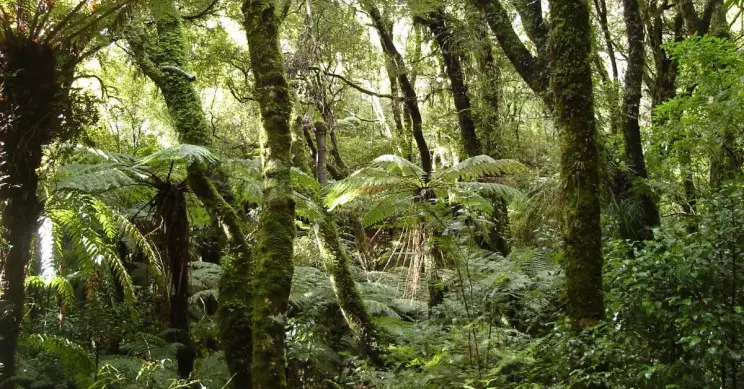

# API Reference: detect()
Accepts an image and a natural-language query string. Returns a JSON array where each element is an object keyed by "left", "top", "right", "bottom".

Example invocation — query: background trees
[{"left": 2, "top": 0, "right": 744, "bottom": 387}]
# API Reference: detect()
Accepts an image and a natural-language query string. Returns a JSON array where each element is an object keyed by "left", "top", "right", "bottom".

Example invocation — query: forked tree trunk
[
  {"left": 548, "top": 0, "right": 604, "bottom": 327},
  {"left": 242, "top": 1, "right": 296, "bottom": 387},
  {"left": 0, "top": 40, "right": 58, "bottom": 389}
]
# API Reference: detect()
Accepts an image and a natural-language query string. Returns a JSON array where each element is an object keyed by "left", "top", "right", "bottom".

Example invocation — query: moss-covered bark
[
  {"left": 242, "top": 1, "right": 296, "bottom": 387},
  {"left": 124, "top": 2, "right": 255, "bottom": 382},
  {"left": 317, "top": 216, "right": 382, "bottom": 364},
  {"left": 547, "top": 0, "right": 604, "bottom": 327},
  {"left": 472, "top": 0, "right": 550, "bottom": 107}
]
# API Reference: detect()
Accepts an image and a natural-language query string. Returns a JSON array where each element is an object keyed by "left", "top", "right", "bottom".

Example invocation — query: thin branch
[
  {"left": 183, "top": 0, "right": 220, "bottom": 20},
  {"left": 307, "top": 66, "right": 400, "bottom": 100}
]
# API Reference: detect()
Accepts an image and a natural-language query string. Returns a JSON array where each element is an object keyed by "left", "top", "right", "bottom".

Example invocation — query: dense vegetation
[{"left": 1, "top": 0, "right": 743, "bottom": 387}]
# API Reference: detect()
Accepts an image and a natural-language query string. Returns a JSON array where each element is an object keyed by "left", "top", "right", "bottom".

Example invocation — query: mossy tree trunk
[
  {"left": 472, "top": 0, "right": 551, "bottom": 108},
  {"left": 0, "top": 40, "right": 58, "bottom": 389},
  {"left": 620, "top": 0, "right": 660, "bottom": 242},
  {"left": 314, "top": 122, "right": 329, "bottom": 185},
  {"left": 548, "top": 0, "right": 604, "bottom": 327},
  {"left": 124, "top": 2, "right": 254, "bottom": 383},
  {"left": 317, "top": 217, "right": 383, "bottom": 365},
  {"left": 242, "top": 1, "right": 296, "bottom": 387}
]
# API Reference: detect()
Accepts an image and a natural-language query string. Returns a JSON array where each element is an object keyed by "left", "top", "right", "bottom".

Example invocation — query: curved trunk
[
  {"left": 363, "top": 1, "right": 432, "bottom": 175},
  {"left": 317, "top": 217, "right": 382, "bottom": 365},
  {"left": 548, "top": 0, "right": 604, "bottom": 327},
  {"left": 125, "top": 2, "right": 255, "bottom": 381},
  {"left": 423, "top": 10, "right": 482, "bottom": 157},
  {"left": 242, "top": 1, "right": 296, "bottom": 387}
]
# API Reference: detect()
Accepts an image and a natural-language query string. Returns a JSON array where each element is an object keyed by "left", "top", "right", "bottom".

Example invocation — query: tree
[
  {"left": 618, "top": 0, "right": 660, "bottom": 241},
  {"left": 0, "top": 1, "right": 127, "bottom": 385},
  {"left": 241, "top": 0, "right": 296, "bottom": 387},
  {"left": 547, "top": 0, "right": 604, "bottom": 327}
]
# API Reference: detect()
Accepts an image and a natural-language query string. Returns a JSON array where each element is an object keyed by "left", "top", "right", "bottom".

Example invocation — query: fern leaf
[
  {"left": 369, "top": 154, "right": 425, "bottom": 177},
  {"left": 136, "top": 144, "right": 218, "bottom": 168},
  {"left": 23, "top": 334, "right": 95, "bottom": 383},
  {"left": 432, "top": 156, "right": 524, "bottom": 183},
  {"left": 25, "top": 275, "right": 75, "bottom": 308}
]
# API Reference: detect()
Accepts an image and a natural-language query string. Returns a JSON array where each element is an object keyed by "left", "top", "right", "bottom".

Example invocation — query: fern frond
[
  {"left": 24, "top": 275, "right": 75, "bottom": 308},
  {"left": 136, "top": 144, "right": 218, "bottom": 168},
  {"left": 292, "top": 167, "right": 321, "bottom": 194},
  {"left": 453, "top": 182, "right": 524, "bottom": 202},
  {"left": 23, "top": 334, "right": 95, "bottom": 382},
  {"left": 294, "top": 192, "right": 325, "bottom": 224},
  {"left": 324, "top": 170, "right": 415, "bottom": 210},
  {"left": 432, "top": 156, "right": 524, "bottom": 183},
  {"left": 369, "top": 154, "right": 425, "bottom": 177},
  {"left": 361, "top": 193, "right": 415, "bottom": 227},
  {"left": 56, "top": 165, "right": 139, "bottom": 193}
]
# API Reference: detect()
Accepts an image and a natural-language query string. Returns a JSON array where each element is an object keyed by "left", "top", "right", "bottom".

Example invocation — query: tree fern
[
  {"left": 24, "top": 275, "right": 75, "bottom": 308},
  {"left": 22, "top": 334, "right": 95, "bottom": 386}
]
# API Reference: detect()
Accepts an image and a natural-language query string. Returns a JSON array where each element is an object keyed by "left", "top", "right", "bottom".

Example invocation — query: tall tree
[
  {"left": 0, "top": 1, "right": 126, "bottom": 385},
  {"left": 123, "top": 1, "right": 255, "bottom": 381},
  {"left": 419, "top": 8, "right": 482, "bottom": 157},
  {"left": 242, "top": 0, "right": 295, "bottom": 387},
  {"left": 620, "top": 0, "right": 661, "bottom": 241},
  {"left": 362, "top": 0, "right": 432, "bottom": 175},
  {"left": 548, "top": 0, "right": 604, "bottom": 326}
]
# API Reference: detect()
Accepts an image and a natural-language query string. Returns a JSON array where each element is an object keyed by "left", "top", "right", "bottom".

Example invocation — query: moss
[
  {"left": 242, "top": 1, "right": 296, "bottom": 387},
  {"left": 547, "top": 0, "right": 604, "bottom": 327},
  {"left": 318, "top": 217, "right": 383, "bottom": 365}
]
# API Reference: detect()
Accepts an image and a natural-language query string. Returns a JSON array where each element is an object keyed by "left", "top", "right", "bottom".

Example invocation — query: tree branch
[
  {"left": 183, "top": 0, "right": 219, "bottom": 20},
  {"left": 307, "top": 66, "right": 400, "bottom": 100}
]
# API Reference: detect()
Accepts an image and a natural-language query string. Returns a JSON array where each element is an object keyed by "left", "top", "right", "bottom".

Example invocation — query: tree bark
[
  {"left": 363, "top": 1, "right": 432, "bottom": 175},
  {"left": 620, "top": 0, "right": 661, "bottom": 241},
  {"left": 422, "top": 9, "right": 482, "bottom": 157},
  {"left": 242, "top": 1, "right": 296, "bottom": 387},
  {"left": 315, "top": 122, "right": 329, "bottom": 185},
  {"left": 157, "top": 181, "right": 195, "bottom": 378},
  {"left": 472, "top": 0, "right": 550, "bottom": 107},
  {"left": 125, "top": 1, "right": 255, "bottom": 382},
  {"left": 548, "top": 0, "right": 604, "bottom": 327},
  {"left": 0, "top": 40, "right": 58, "bottom": 389}
]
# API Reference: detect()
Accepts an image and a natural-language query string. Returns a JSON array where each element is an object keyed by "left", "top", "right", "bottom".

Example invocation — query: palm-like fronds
[
  {"left": 324, "top": 154, "right": 525, "bottom": 227},
  {"left": 22, "top": 334, "right": 95, "bottom": 385},
  {"left": 45, "top": 193, "right": 164, "bottom": 302},
  {"left": 24, "top": 275, "right": 75, "bottom": 308}
]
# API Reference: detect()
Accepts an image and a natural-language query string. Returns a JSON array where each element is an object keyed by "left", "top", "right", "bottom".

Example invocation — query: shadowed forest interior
[{"left": 1, "top": 0, "right": 744, "bottom": 387}]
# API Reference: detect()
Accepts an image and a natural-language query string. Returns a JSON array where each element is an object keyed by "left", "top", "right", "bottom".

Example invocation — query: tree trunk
[
  {"left": 620, "top": 0, "right": 660, "bottom": 242},
  {"left": 315, "top": 122, "right": 329, "bottom": 185},
  {"left": 548, "top": 0, "right": 604, "bottom": 327},
  {"left": 363, "top": 1, "right": 432, "bottom": 175},
  {"left": 242, "top": 1, "right": 296, "bottom": 387},
  {"left": 422, "top": 9, "right": 482, "bottom": 157},
  {"left": 157, "top": 182, "right": 195, "bottom": 378},
  {"left": 125, "top": 3, "right": 255, "bottom": 382},
  {"left": 0, "top": 39, "right": 58, "bottom": 389},
  {"left": 317, "top": 217, "right": 382, "bottom": 364}
]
